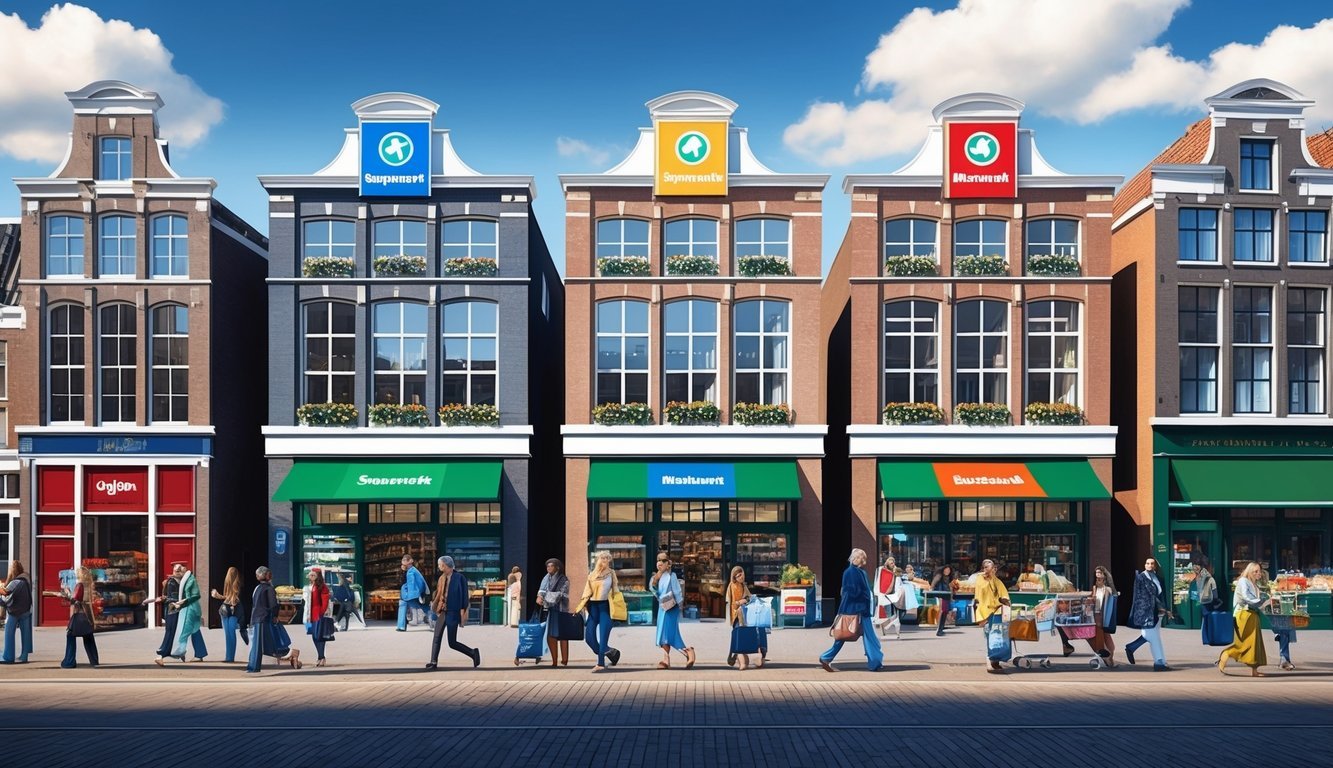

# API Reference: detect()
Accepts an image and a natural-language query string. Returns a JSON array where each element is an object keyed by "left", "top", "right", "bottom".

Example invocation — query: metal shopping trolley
[
  {"left": 1053, "top": 592, "right": 1108, "bottom": 669},
  {"left": 1264, "top": 591, "right": 1310, "bottom": 631},
  {"left": 1009, "top": 602, "right": 1051, "bottom": 669}
]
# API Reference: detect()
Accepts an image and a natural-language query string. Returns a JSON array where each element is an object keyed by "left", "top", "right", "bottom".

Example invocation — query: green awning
[
  {"left": 1170, "top": 459, "right": 1333, "bottom": 507},
  {"left": 273, "top": 461, "right": 502, "bottom": 502},
  {"left": 587, "top": 461, "right": 801, "bottom": 500},
  {"left": 879, "top": 460, "right": 1109, "bottom": 501}
]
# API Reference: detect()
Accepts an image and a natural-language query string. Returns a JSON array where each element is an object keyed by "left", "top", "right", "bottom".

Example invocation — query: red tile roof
[
  {"left": 1307, "top": 126, "right": 1333, "bottom": 169},
  {"left": 1112, "top": 118, "right": 1211, "bottom": 220}
]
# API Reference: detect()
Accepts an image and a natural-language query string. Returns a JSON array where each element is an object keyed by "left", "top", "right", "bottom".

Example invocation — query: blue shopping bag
[
  {"left": 516, "top": 611, "right": 546, "bottom": 661},
  {"left": 730, "top": 626, "right": 762, "bottom": 655},
  {"left": 1201, "top": 611, "right": 1234, "bottom": 647},
  {"left": 986, "top": 616, "right": 1011, "bottom": 662},
  {"left": 744, "top": 597, "right": 774, "bottom": 629}
]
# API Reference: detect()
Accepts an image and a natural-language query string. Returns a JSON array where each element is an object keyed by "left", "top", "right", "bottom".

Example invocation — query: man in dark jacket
[
  {"left": 818, "top": 548, "right": 883, "bottom": 672},
  {"left": 246, "top": 566, "right": 299, "bottom": 672},
  {"left": 426, "top": 556, "right": 480, "bottom": 669}
]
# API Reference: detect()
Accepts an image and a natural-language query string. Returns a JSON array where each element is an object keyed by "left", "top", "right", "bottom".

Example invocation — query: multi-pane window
[
  {"left": 1178, "top": 209, "right": 1219, "bottom": 262},
  {"left": 368, "top": 503, "right": 430, "bottom": 524},
  {"left": 372, "top": 302, "right": 428, "bottom": 406},
  {"left": 98, "top": 304, "right": 136, "bottom": 423},
  {"left": 595, "top": 219, "right": 650, "bottom": 259},
  {"left": 46, "top": 216, "right": 84, "bottom": 277},
  {"left": 734, "top": 218, "right": 790, "bottom": 258},
  {"left": 664, "top": 219, "right": 718, "bottom": 259},
  {"left": 303, "top": 301, "right": 356, "bottom": 405},
  {"left": 661, "top": 500, "right": 720, "bottom": 523},
  {"left": 734, "top": 299, "right": 790, "bottom": 406},
  {"left": 303, "top": 220, "right": 356, "bottom": 260},
  {"left": 98, "top": 137, "right": 132, "bottom": 181},
  {"left": 442, "top": 503, "right": 501, "bottom": 524},
  {"left": 954, "top": 300, "right": 1008, "bottom": 405},
  {"left": 441, "top": 219, "right": 498, "bottom": 261},
  {"left": 883, "top": 300, "right": 939, "bottom": 405},
  {"left": 48, "top": 304, "right": 85, "bottom": 422},
  {"left": 373, "top": 220, "right": 427, "bottom": 260},
  {"left": 1287, "top": 287, "right": 1326, "bottom": 415},
  {"left": 1179, "top": 286, "right": 1221, "bottom": 413},
  {"left": 1026, "top": 301, "right": 1080, "bottom": 406},
  {"left": 1288, "top": 211, "right": 1328, "bottom": 264},
  {"left": 99, "top": 215, "right": 136, "bottom": 277},
  {"left": 663, "top": 299, "right": 718, "bottom": 403},
  {"left": 151, "top": 214, "right": 188, "bottom": 277},
  {"left": 1232, "top": 286, "right": 1273, "bottom": 414},
  {"left": 595, "top": 300, "right": 649, "bottom": 405},
  {"left": 441, "top": 300, "right": 498, "bottom": 406},
  {"left": 0, "top": 341, "right": 6, "bottom": 399},
  {"left": 1025, "top": 219, "right": 1078, "bottom": 257},
  {"left": 1234, "top": 209, "right": 1275, "bottom": 263},
  {"left": 953, "top": 219, "right": 1007, "bottom": 258},
  {"left": 884, "top": 218, "right": 938, "bottom": 259},
  {"left": 1239, "top": 139, "right": 1274, "bottom": 191},
  {"left": 150, "top": 305, "right": 189, "bottom": 423}
]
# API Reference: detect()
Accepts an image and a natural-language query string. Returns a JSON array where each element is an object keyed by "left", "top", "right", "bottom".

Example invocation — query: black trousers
[
  {"left": 156, "top": 612, "right": 179, "bottom": 658},
  {"left": 62, "top": 633, "right": 99, "bottom": 667},
  {"left": 429, "top": 610, "right": 475, "bottom": 663}
]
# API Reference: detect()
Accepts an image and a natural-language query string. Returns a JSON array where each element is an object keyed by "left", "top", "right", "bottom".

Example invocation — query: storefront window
[
  {"left": 594, "top": 535, "right": 646, "bottom": 590},
  {"left": 368, "top": 503, "right": 430, "bottom": 524},
  {"left": 442, "top": 502, "right": 500, "bottom": 525},
  {"left": 597, "top": 502, "right": 649, "bottom": 523},
  {"left": 951, "top": 501, "right": 1017, "bottom": 522},
  {"left": 880, "top": 501, "right": 939, "bottom": 523},
  {"left": 658, "top": 529, "right": 724, "bottom": 618},
  {"left": 660, "top": 500, "right": 720, "bottom": 523},
  {"left": 82, "top": 516, "right": 149, "bottom": 629},
  {"left": 731, "top": 501, "right": 789, "bottom": 523},
  {"left": 1027, "top": 502, "right": 1077, "bottom": 523},
  {"left": 1230, "top": 529, "right": 1274, "bottom": 578},
  {"left": 880, "top": 533, "right": 944, "bottom": 577},
  {"left": 364, "top": 532, "right": 435, "bottom": 593},
  {"left": 445, "top": 537, "right": 501, "bottom": 582},
  {"left": 302, "top": 533, "right": 357, "bottom": 575},
  {"left": 733, "top": 532, "right": 787, "bottom": 589},
  {"left": 1279, "top": 530, "right": 1325, "bottom": 572},
  {"left": 310, "top": 504, "right": 358, "bottom": 525},
  {"left": 1027, "top": 534, "right": 1078, "bottom": 587},
  {"left": 953, "top": 533, "right": 1023, "bottom": 583}
]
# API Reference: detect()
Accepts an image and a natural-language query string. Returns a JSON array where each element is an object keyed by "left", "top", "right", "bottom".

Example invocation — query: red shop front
[{"left": 35, "top": 463, "right": 198, "bottom": 628}]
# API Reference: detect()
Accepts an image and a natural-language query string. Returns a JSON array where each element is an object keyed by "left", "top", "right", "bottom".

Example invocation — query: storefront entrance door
[
  {"left": 1171, "top": 522, "right": 1220, "bottom": 629},
  {"left": 658, "top": 530, "right": 724, "bottom": 618}
]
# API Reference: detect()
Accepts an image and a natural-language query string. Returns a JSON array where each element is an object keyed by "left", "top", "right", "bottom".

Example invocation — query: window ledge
[
  {"left": 1288, "top": 262, "right": 1330, "bottom": 268},
  {"left": 1231, "top": 262, "right": 1280, "bottom": 268},
  {"left": 847, "top": 424, "right": 1117, "bottom": 458},
  {"left": 1174, "top": 261, "right": 1224, "bottom": 267}
]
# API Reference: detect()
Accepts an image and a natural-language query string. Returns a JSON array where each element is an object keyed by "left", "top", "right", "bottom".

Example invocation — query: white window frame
[
  {"left": 733, "top": 299, "right": 790, "bottom": 407},
  {"left": 1238, "top": 137, "right": 1276, "bottom": 193},
  {"left": 1178, "top": 208, "right": 1220, "bottom": 263},
  {"left": 883, "top": 218, "right": 938, "bottom": 261},
  {"left": 595, "top": 218, "right": 650, "bottom": 260},
  {"left": 372, "top": 219, "right": 428, "bottom": 264},
  {"left": 150, "top": 214, "right": 189, "bottom": 277},
  {"left": 953, "top": 218, "right": 1007, "bottom": 259},
  {"left": 1233, "top": 208, "right": 1277, "bottom": 264},
  {"left": 663, "top": 218, "right": 719, "bottom": 261},
  {"left": 98, "top": 136, "right": 132, "bottom": 181},
  {"left": 1178, "top": 285, "right": 1221, "bottom": 414},
  {"left": 733, "top": 218, "right": 791, "bottom": 260},
  {"left": 303, "top": 219, "right": 357, "bottom": 260},
  {"left": 1231, "top": 285, "right": 1273, "bottom": 414},
  {"left": 882, "top": 299, "right": 939, "bottom": 407},
  {"left": 99, "top": 214, "right": 137, "bottom": 278},
  {"left": 663, "top": 298, "right": 718, "bottom": 404},
  {"left": 441, "top": 299, "right": 499, "bottom": 407},
  {"left": 1024, "top": 218, "right": 1080, "bottom": 259},
  {"left": 1286, "top": 286, "right": 1326, "bottom": 415},
  {"left": 441, "top": 219, "right": 498, "bottom": 262},
  {"left": 302, "top": 301, "right": 357, "bottom": 405},
  {"left": 1287, "top": 210, "right": 1329, "bottom": 265},
  {"left": 150, "top": 304, "right": 189, "bottom": 424},
  {"left": 0, "top": 340, "right": 6, "bottom": 400},
  {"left": 98, "top": 303, "right": 137, "bottom": 425},
  {"left": 1025, "top": 300, "right": 1081, "bottom": 406},
  {"left": 48, "top": 303, "right": 86, "bottom": 424},
  {"left": 953, "top": 299, "right": 1009, "bottom": 406},
  {"left": 371, "top": 301, "right": 428, "bottom": 407},
  {"left": 595, "top": 299, "right": 649, "bottom": 406},
  {"left": 45, "top": 215, "right": 85, "bottom": 278}
]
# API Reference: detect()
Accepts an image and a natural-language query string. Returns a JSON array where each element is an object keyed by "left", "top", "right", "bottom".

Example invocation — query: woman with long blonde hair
[
  {"left": 210, "top": 566, "right": 247, "bottom": 663},
  {"left": 1220, "top": 561, "right": 1272, "bottom": 677},
  {"left": 1, "top": 560, "right": 34, "bottom": 663},
  {"left": 727, "top": 565, "right": 766, "bottom": 670},
  {"left": 576, "top": 550, "right": 621, "bottom": 672},
  {"left": 60, "top": 566, "right": 99, "bottom": 668}
]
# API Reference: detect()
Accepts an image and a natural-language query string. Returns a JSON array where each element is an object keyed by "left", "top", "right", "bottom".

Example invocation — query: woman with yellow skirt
[{"left": 1219, "top": 561, "right": 1273, "bottom": 677}]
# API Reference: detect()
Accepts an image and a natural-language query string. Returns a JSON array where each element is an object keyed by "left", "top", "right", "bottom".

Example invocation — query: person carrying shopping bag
[
  {"left": 974, "top": 558, "right": 1012, "bottom": 674},
  {"left": 303, "top": 567, "right": 335, "bottom": 668},
  {"left": 536, "top": 558, "right": 572, "bottom": 667},
  {"left": 873, "top": 554, "right": 901, "bottom": 639},
  {"left": 819, "top": 549, "right": 883, "bottom": 673},
  {"left": 575, "top": 550, "right": 624, "bottom": 672},
  {"left": 1219, "top": 561, "right": 1273, "bottom": 677},
  {"left": 1124, "top": 556, "right": 1171, "bottom": 671},
  {"left": 651, "top": 554, "right": 695, "bottom": 669},
  {"left": 246, "top": 566, "right": 301, "bottom": 672},
  {"left": 727, "top": 566, "right": 765, "bottom": 670},
  {"left": 0, "top": 560, "right": 34, "bottom": 664}
]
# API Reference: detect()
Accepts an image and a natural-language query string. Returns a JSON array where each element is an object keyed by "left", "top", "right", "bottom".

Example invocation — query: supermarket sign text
[{"left": 944, "top": 120, "right": 1018, "bottom": 199}]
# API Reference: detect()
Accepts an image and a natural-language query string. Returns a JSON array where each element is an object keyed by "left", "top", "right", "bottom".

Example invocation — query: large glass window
[
  {"left": 1026, "top": 300, "right": 1080, "bottom": 406},
  {"left": 1232, "top": 286, "right": 1273, "bottom": 414},
  {"left": 952, "top": 502, "right": 1018, "bottom": 522},
  {"left": 304, "top": 220, "right": 356, "bottom": 259},
  {"left": 734, "top": 218, "right": 790, "bottom": 258},
  {"left": 1027, "top": 534, "right": 1079, "bottom": 587},
  {"left": 0, "top": 341, "right": 6, "bottom": 399},
  {"left": 731, "top": 502, "right": 791, "bottom": 523},
  {"left": 98, "top": 137, "right": 132, "bottom": 181},
  {"left": 660, "top": 501, "right": 721, "bottom": 523},
  {"left": 1287, "top": 287, "right": 1326, "bottom": 415},
  {"left": 151, "top": 215, "right": 188, "bottom": 277},
  {"left": 372, "top": 302, "right": 428, "bottom": 406},
  {"left": 1234, "top": 209, "right": 1275, "bottom": 263},
  {"left": 46, "top": 215, "right": 84, "bottom": 277},
  {"left": 954, "top": 299, "right": 1008, "bottom": 405},
  {"left": 878, "top": 501, "right": 940, "bottom": 523},
  {"left": 596, "top": 502, "right": 649, "bottom": 523},
  {"left": 1288, "top": 211, "right": 1328, "bottom": 264},
  {"left": 373, "top": 220, "right": 427, "bottom": 259},
  {"left": 1179, "top": 286, "right": 1220, "bottom": 413},
  {"left": 311, "top": 504, "right": 358, "bottom": 525},
  {"left": 1178, "top": 208, "right": 1219, "bottom": 262},
  {"left": 663, "top": 299, "right": 717, "bottom": 403},
  {"left": 1025, "top": 219, "right": 1079, "bottom": 258},
  {"left": 99, "top": 215, "right": 136, "bottom": 277},
  {"left": 150, "top": 304, "right": 189, "bottom": 423},
  {"left": 953, "top": 219, "right": 1007, "bottom": 258},
  {"left": 303, "top": 301, "right": 356, "bottom": 405},
  {"left": 98, "top": 304, "right": 136, "bottom": 424},
  {"left": 734, "top": 299, "right": 790, "bottom": 406},
  {"left": 879, "top": 533, "right": 945, "bottom": 580},
  {"left": 441, "top": 300, "right": 498, "bottom": 406},
  {"left": 595, "top": 219, "right": 650, "bottom": 259},
  {"left": 1239, "top": 139, "right": 1274, "bottom": 191},
  {"left": 663, "top": 218, "right": 718, "bottom": 259},
  {"left": 49, "top": 304, "right": 85, "bottom": 422},
  {"left": 883, "top": 300, "right": 939, "bottom": 405},
  {"left": 441, "top": 219, "right": 498, "bottom": 261},
  {"left": 595, "top": 300, "right": 649, "bottom": 405},
  {"left": 884, "top": 218, "right": 937, "bottom": 259},
  {"left": 442, "top": 503, "right": 501, "bottom": 525},
  {"left": 368, "top": 503, "right": 431, "bottom": 524}
]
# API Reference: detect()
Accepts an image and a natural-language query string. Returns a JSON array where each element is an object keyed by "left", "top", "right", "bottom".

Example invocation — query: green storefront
[
  {"left": 273, "top": 460, "right": 505, "bottom": 621},
  {"left": 586, "top": 460, "right": 800, "bottom": 622},
  {"left": 1153, "top": 424, "right": 1333, "bottom": 630}
]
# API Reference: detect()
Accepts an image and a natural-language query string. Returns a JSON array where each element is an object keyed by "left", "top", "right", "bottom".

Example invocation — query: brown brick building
[
  {"left": 826, "top": 94, "right": 1119, "bottom": 593},
  {"left": 559, "top": 92, "right": 829, "bottom": 616},
  {"left": 10, "top": 82, "right": 268, "bottom": 628}
]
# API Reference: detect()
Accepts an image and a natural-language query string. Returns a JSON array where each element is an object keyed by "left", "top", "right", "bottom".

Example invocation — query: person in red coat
[{"left": 303, "top": 568, "right": 332, "bottom": 667}]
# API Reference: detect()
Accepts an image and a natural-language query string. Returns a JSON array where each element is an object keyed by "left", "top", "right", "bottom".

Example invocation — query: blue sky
[{"left": 1, "top": 1, "right": 1331, "bottom": 273}]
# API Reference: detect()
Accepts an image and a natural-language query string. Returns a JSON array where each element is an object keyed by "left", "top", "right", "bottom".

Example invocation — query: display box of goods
[
  {"left": 1276, "top": 576, "right": 1309, "bottom": 591},
  {"left": 628, "top": 610, "right": 653, "bottom": 625}
]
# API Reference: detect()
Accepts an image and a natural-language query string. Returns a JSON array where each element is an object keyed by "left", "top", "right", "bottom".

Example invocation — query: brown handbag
[
  {"left": 830, "top": 613, "right": 863, "bottom": 641},
  {"left": 1009, "top": 616, "right": 1038, "bottom": 642}
]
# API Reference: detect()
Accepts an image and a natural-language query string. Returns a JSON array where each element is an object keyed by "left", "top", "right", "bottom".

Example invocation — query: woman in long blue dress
[{"left": 652, "top": 554, "right": 695, "bottom": 669}]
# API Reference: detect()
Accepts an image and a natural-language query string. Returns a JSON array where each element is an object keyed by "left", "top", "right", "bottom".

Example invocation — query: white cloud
[
  {"left": 784, "top": 0, "right": 1333, "bottom": 166},
  {"left": 0, "top": 4, "right": 223, "bottom": 164},
  {"left": 556, "top": 136, "right": 617, "bottom": 168}
]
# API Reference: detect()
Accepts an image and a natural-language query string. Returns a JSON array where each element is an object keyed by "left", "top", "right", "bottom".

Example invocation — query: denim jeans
[
  {"left": 2, "top": 612, "right": 33, "bottom": 662},
  {"left": 584, "top": 600, "right": 613, "bottom": 666},
  {"left": 820, "top": 619, "right": 883, "bottom": 670},
  {"left": 221, "top": 614, "right": 240, "bottom": 662},
  {"left": 1276, "top": 629, "right": 1294, "bottom": 662},
  {"left": 397, "top": 599, "right": 436, "bottom": 630},
  {"left": 61, "top": 633, "right": 99, "bottom": 668}
]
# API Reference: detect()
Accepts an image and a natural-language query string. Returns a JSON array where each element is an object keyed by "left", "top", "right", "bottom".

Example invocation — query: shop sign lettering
[
  {"left": 654, "top": 120, "right": 728, "bottom": 196},
  {"left": 932, "top": 462, "right": 1045, "bottom": 498},
  {"left": 648, "top": 462, "right": 737, "bottom": 497},
  {"left": 359, "top": 121, "right": 431, "bottom": 197},
  {"left": 356, "top": 474, "right": 434, "bottom": 486},
  {"left": 97, "top": 437, "right": 149, "bottom": 454},
  {"left": 94, "top": 479, "right": 138, "bottom": 496},
  {"left": 944, "top": 121, "right": 1018, "bottom": 199}
]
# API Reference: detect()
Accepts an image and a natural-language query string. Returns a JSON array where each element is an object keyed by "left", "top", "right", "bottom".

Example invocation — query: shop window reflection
[
  {"left": 951, "top": 501, "right": 1017, "bottom": 522},
  {"left": 731, "top": 501, "right": 789, "bottom": 523},
  {"left": 879, "top": 533, "right": 944, "bottom": 578},
  {"left": 660, "top": 500, "right": 720, "bottom": 523},
  {"left": 879, "top": 501, "right": 939, "bottom": 523},
  {"left": 368, "top": 503, "right": 430, "bottom": 524},
  {"left": 310, "top": 503, "right": 358, "bottom": 525},
  {"left": 594, "top": 535, "right": 646, "bottom": 591},
  {"left": 442, "top": 502, "right": 500, "bottom": 525},
  {"left": 597, "top": 502, "right": 649, "bottom": 523},
  {"left": 658, "top": 529, "right": 724, "bottom": 618},
  {"left": 1027, "top": 502, "right": 1077, "bottom": 523}
]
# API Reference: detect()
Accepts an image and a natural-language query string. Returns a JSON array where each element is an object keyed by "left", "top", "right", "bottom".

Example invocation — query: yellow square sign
[{"left": 654, "top": 120, "right": 728, "bottom": 196}]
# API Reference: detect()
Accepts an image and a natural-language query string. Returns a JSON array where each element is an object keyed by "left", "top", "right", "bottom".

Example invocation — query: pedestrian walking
[
  {"left": 1219, "top": 561, "right": 1272, "bottom": 677},
  {"left": 1091, "top": 565, "right": 1118, "bottom": 667},
  {"left": 330, "top": 572, "right": 363, "bottom": 631},
  {"left": 506, "top": 566, "right": 523, "bottom": 627},
  {"left": 210, "top": 567, "right": 249, "bottom": 663},
  {"left": 1, "top": 560, "right": 34, "bottom": 664},
  {"left": 929, "top": 564, "right": 958, "bottom": 636},
  {"left": 60, "top": 566, "right": 99, "bottom": 669},
  {"left": 426, "top": 556, "right": 480, "bottom": 669},
  {"left": 536, "top": 558, "right": 571, "bottom": 667},
  {"left": 304, "top": 567, "right": 334, "bottom": 667},
  {"left": 396, "top": 554, "right": 434, "bottom": 631},
  {"left": 1193, "top": 560, "right": 1224, "bottom": 613},
  {"left": 245, "top": 566, "right": 301, "bottom": 672},
  {"left": 727, "top": 565, "right": 765, "bottom": 670},
  {"left": 974, "top": 558, "right": 1012, "bottom": 674},
  {"left": 576, "top": 550, "right": 623, "bottom": 672},
  {"left": 873, "top": 554, "right": 901, "bottom": 638},
  {"left": 819, "top": 549, "right": 883, "bottom": 673},
  {"left": 1124, "top": 556, "right": 1171, "bottom": 671},
  {"left": 150, "top": 562, "right": 183, "bottom": 663},
  {"left": 166, "top": 565, "right": 207, "bottom": 663},
  {"left": 651, "top": 554, "right": 695, "bottom": 669}
]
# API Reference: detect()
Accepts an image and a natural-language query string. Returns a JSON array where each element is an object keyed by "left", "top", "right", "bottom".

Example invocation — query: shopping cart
[
  {"left": 1054, "top": 592, "right": 1108, "bottom": 669},
  {"left": 1264, "top": 591, "right": 1310, "bottom": 631},
  {"left": 1009, "top": 603, "right": 1051, "bottom": 669}
]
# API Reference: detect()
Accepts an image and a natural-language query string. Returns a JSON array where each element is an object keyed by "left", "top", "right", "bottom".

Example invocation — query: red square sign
[
  {"left": 945, "top": 121, "right": 1018, "bottom": 199},
  {"left": 85, "top": 466, "right": 149, "bottom": 511}
]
